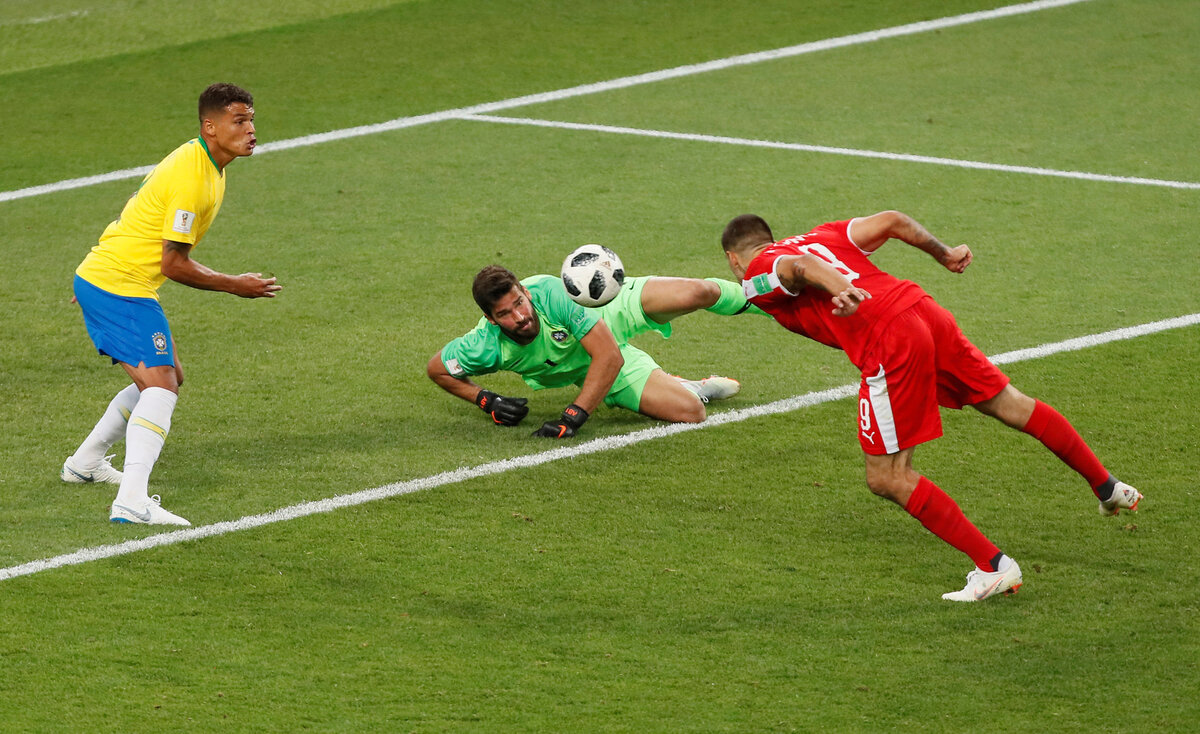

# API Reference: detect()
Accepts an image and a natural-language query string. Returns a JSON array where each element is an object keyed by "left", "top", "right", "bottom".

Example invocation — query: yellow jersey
[{"left": 76, "top": 137, "right": 226, "bottom": 298}]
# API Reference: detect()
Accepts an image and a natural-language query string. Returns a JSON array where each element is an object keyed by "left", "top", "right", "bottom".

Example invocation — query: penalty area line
[{"left": 2, "top": 310, "right": 1197, "bottom": 582}]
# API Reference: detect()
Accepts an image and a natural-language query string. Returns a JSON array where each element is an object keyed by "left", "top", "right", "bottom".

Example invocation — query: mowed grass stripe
[
  {"left": 3, "top": 311, "right": 1195, "bottom": 583},
  {"left": 0, "top": 0, "right": 1095, "bottom": 204}
]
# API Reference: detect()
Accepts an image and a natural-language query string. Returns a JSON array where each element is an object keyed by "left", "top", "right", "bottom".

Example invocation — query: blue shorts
[{"left": 74, "top": 275, "right": 175, "bottom": 367}]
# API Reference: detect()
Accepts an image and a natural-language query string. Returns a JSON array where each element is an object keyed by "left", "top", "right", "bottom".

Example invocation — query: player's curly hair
[
  {"left": 472, "top": 265, "right": 522, "bottom": 316},
  {"left": 721, "top": 214, "right": 774, "bottom": 252},
  {"left": 198, "top": 83, "right": 254, "bottom": 123}
]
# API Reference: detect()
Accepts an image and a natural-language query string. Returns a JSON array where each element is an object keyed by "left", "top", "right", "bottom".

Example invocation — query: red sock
[
  {"left": 1021, "top": 400, "right": 1110, "bottom": 494},
  {"left": 905, "top": 476, "right": 1001, "bottom": 571}
]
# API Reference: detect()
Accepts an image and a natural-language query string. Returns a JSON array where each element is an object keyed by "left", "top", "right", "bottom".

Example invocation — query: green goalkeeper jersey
[{"left": 440, "top": 275, "right": 616, "bottom": 391}]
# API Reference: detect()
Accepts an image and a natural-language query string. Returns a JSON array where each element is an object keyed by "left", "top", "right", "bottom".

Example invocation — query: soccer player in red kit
[{"left": 721, "top": 210, "right": 1142, "bottom": 602}]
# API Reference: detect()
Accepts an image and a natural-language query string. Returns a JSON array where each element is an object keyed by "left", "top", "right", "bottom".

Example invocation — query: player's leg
[
  {"left": 172, "top": 335, "right": 185, "bottom": 388},
  {"left": 109, "top": 338, "right": 187, "bottom": 525},
  {"left": 638, "top": 276, "right": 759, "bottom": 324},
  {"left": 864, "top": 449, "right": 1001, "bottom": 571},
  {"left": 598, "top": 284, "right": 741, "bottom": 414},
  {"left": 859, "top": 307, "right": 1019, "bottom": 600},
  {"left": 636, "top": 369, "right": 707, "bottom": 423},
  {"left": 110, "top": 358, "right": 188, "bottom": 524},
  {"left": 921, "top": 290, "right": 1141, "bottom": 516},
  {"left": 64, "top": 275, "right": 145, "bottom": 484},
  {"left": 638, "top": 277, "right": 720, "bottom": 323},
  {"left": 71, "top": 276, "right": 188, "bottom": 524},
  {"left": 674, "top": 375, "right": 741, "bottom": 402},
  {"left": 62, "top": 382, "right": 139, "bottom": 484},
  {"left": 602, "top": 347, "right": 709, "bottom": 423},
  {"left": 121, "top": 359, "right": 179, "bottom": 392},
  {"left": 865, "top": 451, "right": 1021, "bottom": 601},
  {"left": 973, "top": 384, "right": 1141, "bottom": 515}
]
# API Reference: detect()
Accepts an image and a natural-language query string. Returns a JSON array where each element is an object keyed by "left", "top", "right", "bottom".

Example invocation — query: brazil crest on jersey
[
  {"left": 742, "top": 219, "right": 928, "bottom": 368},
  {"left": 76, "top": 137, "right": 226, "bottom": 299},
  {"left": 440, "top": 275, "right": 626, "bottom": 391}
]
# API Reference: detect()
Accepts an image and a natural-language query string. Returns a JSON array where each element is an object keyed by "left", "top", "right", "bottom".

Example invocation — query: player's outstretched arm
[
  {"left": 427, "top": 350, "right": 482, "bottom": 403},
  {"left": 161, "top": 240, "right": 281, "bottom": 297},
  {"left": 532, "top": 321, "right": 623, "bottom": 438},
  {"left": 777, "top": 254, "right": 871, "bottom": 317},
  {"left": 569, "top": 321, "right": 623, "bottom": 415},
  {"left": 848, "top": 211, "right": 971, "bottom": 272},
  {"left": 426, "top": 350, "right": 529, "bottom": 426}
]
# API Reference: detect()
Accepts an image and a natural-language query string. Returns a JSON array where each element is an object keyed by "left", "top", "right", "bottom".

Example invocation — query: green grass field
[{"left": 2, "top": 0, "right": 1198, "bottom": 730}]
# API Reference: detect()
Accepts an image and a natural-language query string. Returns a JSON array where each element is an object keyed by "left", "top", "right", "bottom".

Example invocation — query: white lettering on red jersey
[{"left": 741, "top": 219, "right": 928, "bottom": 367}]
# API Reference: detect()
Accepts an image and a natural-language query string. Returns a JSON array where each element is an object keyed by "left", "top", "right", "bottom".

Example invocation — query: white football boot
[
  {"left": 61, "top": 454, "right": 123, "bottom": 485},
  {"left": 676, "top": 375, "right": 741, "bottom": 403},
  {"left": 110, "top": 495, "right": 190, "bottom": 526},
  {"left": 1099, "top": 481, "right": 1142, "bottom": 517},
  {"left": 942, "top": 557, "right": 1023, "bottom": 602},
  {"left": 696, "top": 375, "right": 741, "bottom": 402}
]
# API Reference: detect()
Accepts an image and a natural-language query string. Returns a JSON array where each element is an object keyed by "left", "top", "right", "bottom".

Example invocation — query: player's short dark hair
[
  {"left": 198, "top": 83, "right": 254, "bottom": 123},
  {"left": 721, "top": 214, "right": 774, "bottom": 252},
  {"left": 472, "top": 265, "right": 522, "bottom": 316}
]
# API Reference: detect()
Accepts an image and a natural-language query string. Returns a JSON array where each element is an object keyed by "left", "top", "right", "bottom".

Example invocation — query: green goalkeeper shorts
[{"left": 602, "top": 344, "right": 661, "bottom": 412}]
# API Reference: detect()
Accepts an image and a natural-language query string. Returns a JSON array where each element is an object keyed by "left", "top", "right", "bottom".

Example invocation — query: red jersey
[{"left": 742, "top": 219, "right": 929, "bottom": 367}]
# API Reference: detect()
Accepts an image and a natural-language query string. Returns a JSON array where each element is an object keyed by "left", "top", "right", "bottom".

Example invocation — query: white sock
[
  {"left": 72, "top": 383, "right": 140, "bottom": 468},
  {"left": 113, "top": 387, "right": 177, "bottom": 507}
]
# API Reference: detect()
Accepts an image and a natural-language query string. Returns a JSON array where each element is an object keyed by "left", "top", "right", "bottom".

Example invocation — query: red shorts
[{"left": 855, "top": 298, "right": 1009, "bottom": 455}]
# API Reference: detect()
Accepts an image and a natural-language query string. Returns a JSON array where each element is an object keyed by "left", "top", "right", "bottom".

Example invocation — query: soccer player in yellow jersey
[{"left": 64, "top": 83, "right": 281, "bottom": 525}]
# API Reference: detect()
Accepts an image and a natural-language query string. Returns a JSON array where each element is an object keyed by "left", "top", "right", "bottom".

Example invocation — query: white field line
[
  {"left": 463, "top": 114, "right": 1200, "bottom": 191},
  {"left": 0, "top": 0, "right": 1096, "bottom": 204},
  {"left": 3, "top": 311, "right": 1197, "bottom": 583},
  {"left": 0, "top": 10, "right": 88, "bottom": 27}
]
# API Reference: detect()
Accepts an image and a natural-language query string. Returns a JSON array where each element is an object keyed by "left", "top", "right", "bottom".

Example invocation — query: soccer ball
[{"left": 561, "top": 244, "right": 625, "bottom": 307}]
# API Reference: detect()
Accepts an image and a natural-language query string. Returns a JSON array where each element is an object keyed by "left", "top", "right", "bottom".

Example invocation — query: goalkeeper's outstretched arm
[
  {"left": 427, "top": 350, "right": 482, "bottom": 403},
  {"left": 427, "top": 350, "right": 529, "bottom": 426}
]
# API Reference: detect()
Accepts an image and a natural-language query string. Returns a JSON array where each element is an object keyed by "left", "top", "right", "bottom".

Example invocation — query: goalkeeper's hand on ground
[
  {"left": 532, "top": 403, "right": 589, "bottom": 438},
  {"left": 475, "top": 390, "right": 529, "bottom": 426}
]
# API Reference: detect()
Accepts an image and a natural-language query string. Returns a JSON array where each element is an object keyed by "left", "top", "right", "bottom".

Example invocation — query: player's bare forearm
[
  {"left": 893, "top": 216, "right": 968, "bottom": 270},
  {"left": 162, "top": 255, "right": 234, "bottom": 291},
  {"left": 781, "top": 254, "right": 871, "bottom": 317},
  {"left": 426, "top": 352, "right": 482, "bottom": 403},
  {"left": 850, "top": 212, "right": 971, "bottom": 273},
  {"left": 784, "top": 254, "right": 852, "bottom": 295},
  {"left": 161, "top": 240, "right": 281, "bottom": 297},
  {"left": 574, "top": 354, "right": 621, "bottom": 414},
  {"left": 575, "top": 324, "right": 624, "bottom": 414}
]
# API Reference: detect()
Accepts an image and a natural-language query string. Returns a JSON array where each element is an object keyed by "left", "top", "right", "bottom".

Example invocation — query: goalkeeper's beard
[{"left": 501, "top": 318, "right": 539, "bottom": 345}]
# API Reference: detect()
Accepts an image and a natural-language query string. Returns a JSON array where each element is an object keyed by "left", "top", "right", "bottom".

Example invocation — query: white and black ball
[{"left": 561, "top": 244, "right": 625, "bottom": 307}]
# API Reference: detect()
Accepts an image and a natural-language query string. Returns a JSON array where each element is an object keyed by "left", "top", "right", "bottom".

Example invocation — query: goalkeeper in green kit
[{"left": 427, "top": 265, "right": 760, "bottom": 438}]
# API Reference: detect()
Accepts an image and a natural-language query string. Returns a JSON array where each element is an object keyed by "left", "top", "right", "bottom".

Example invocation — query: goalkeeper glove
[
  {"left": 475, "top": 390, "right": 529, "bottom": 426},
  {"left": 532, "top": 403, "right": 589, "bottom": 438}
]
